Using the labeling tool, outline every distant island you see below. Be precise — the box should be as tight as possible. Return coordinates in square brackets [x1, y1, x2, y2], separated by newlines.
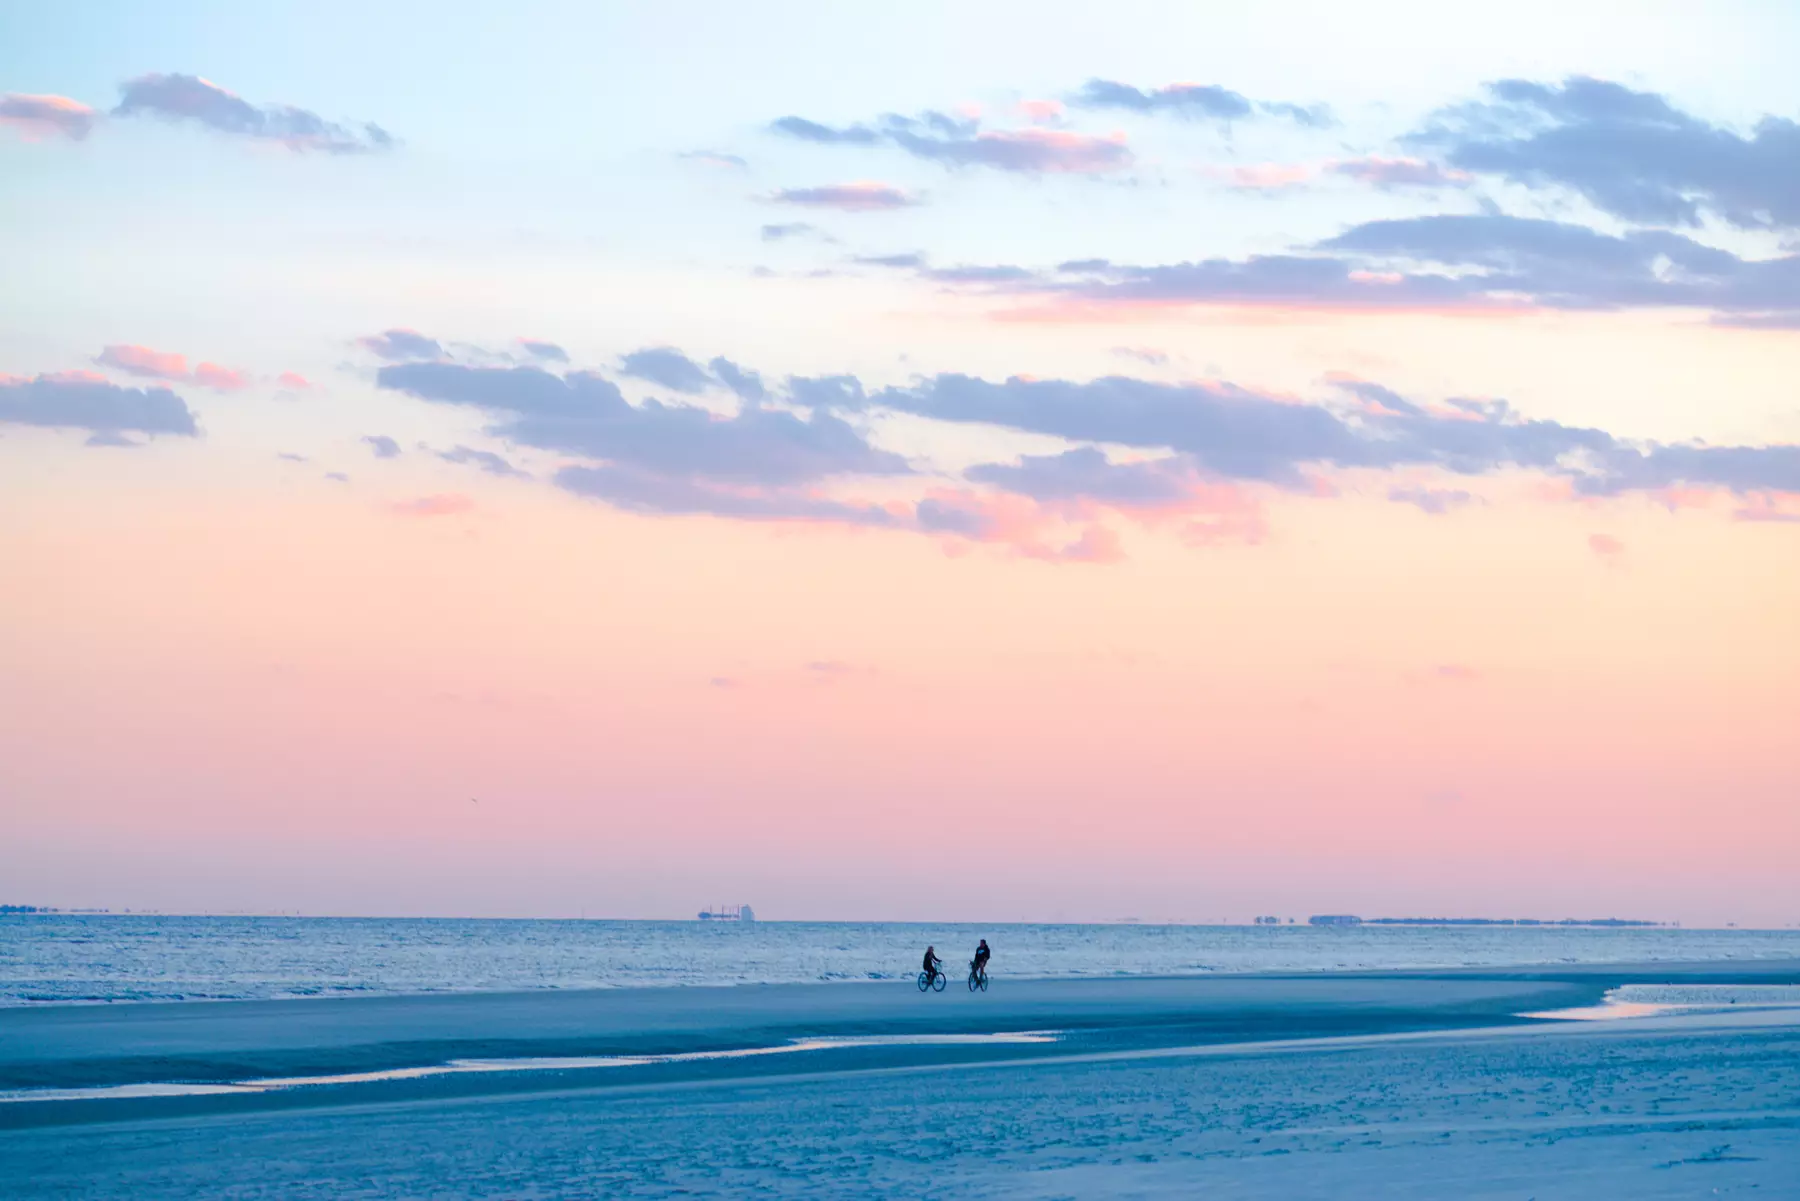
[0, 905, 53, 914]
[1306, 914, 1663, 927]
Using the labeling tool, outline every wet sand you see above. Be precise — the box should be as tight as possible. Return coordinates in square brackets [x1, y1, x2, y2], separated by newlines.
[4, 960, 1798, 1197]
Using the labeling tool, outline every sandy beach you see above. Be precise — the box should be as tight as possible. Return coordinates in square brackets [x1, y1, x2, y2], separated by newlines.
[4, 960, 1798, 1197]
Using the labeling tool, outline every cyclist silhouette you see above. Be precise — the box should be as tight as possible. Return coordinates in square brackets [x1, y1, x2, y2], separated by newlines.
[923, 945, 943, 976]
[972, 939, 991, 978]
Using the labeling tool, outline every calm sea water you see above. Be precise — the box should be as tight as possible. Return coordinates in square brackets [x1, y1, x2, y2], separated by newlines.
[2, 916, 1796, 1006]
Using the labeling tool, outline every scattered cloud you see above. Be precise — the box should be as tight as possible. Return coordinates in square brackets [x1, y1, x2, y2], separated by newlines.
[192, 362, 250, 391]
[620, 347, 712, 394]
[437, 444, 528, 478]
[83, 430, 143, 448]
[1226, 163, 1313, 191]
[1588, 532, 1626, 563]
[0, 371, 198, 438]
[376, 367, 914, 496]
[363, 434, 401, 459]
[113, 73, 393, 154]
[1328, 156, 1470, 189]
[770, 182, 917, 211]
[1412, 76, 1800, 230]
[770, 116, 883, 146]
[761, 221, 818, 241]
[915, 487, 1130, 564]
[1111, 346, 1169, 366]
[391, 494, 474, 517]
[365, 344, 1800, 551]
[0, 93, 97, 140]
[325, 471, 349, 483]
[1434, 664, 1480, 680]
[357, 329, 444, 361]
[1070, 79, 1329, 127]
[925, 213, 1800, 326]
[709, 357, 767, 404]
[1733, 492, 1800, 523]
[518, 339, 568, 364]
[94, 344, 251, 391]
[276, 371, 312, 389]
[94, 344, 186, 381]
[679, 149, 747, 170]
[1388, 485, 1477, 514]
[772, 109, 1132, 174]
[556, 463, 901, 525]
[789, 370, 1800, 499]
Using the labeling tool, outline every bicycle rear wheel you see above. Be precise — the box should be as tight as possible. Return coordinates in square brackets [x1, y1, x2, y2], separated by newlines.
[917, 971, 930, 992]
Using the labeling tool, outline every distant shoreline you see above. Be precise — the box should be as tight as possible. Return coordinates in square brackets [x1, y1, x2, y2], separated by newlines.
[6, 911, 1770, 928]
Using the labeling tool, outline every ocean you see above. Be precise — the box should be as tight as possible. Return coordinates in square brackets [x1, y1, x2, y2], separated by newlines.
[4, 915, 1797, 1005]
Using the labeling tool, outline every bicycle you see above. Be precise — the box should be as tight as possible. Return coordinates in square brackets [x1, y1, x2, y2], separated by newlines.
[916, 965, 947, 992]
[967, 961, 988, 992]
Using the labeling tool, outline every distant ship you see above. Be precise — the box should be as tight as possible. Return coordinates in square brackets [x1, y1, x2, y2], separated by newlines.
[697, 904, 755, 922]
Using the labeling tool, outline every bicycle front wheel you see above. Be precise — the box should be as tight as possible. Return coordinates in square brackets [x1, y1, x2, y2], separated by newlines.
[932, 971, 946, 992]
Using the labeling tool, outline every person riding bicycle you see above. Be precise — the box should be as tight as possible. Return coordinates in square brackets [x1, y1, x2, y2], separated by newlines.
[922, 946, 943, 978]
[971, 939, 991, 979]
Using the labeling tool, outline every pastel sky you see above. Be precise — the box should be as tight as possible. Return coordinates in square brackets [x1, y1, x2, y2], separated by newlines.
[3, 1, 1797, 925]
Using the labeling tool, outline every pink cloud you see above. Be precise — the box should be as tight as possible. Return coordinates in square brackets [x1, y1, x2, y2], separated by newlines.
[1651, 486, 1716, 513]
[192, 362, 252, 391]
[1017, 98, 1065, 124]
[770, 181, 917, 211]
[96, 344, 188, 381]
[989, 294, 1536, 324]
[391, 494, 476, 518]
[1051, 525, 1125, 564]
[1588, 533, 1626, 563]
[1328, 156, 1470, 188]
[1733, 492, 1800, 523]
[919, 490, 1124, 563]
[1223, 162, 1312, 190]
[39, 369, 112, 385]
[972, 128, 1131, 174]
[0, 93, 97, 141]
[277, 371, 313, 389]
[1435, 664, 1480, 681]
[94, 344, 254, 391]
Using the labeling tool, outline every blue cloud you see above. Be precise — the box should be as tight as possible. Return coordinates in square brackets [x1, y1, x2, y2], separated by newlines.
[518, 339, 569, 363]
[113, 73, 393, 154]
[619, 347, 712, 394]
[375, 362, 909, 489]
[1070, 80, 1329, 127]
[1412, 76, 1800, 230]
[0, 373, 198, 438]
[437, 445, 528, 478]
[903, 213, 1800, 326]
[771, 110, 1131, 174]
[357, 329, 444, 361]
